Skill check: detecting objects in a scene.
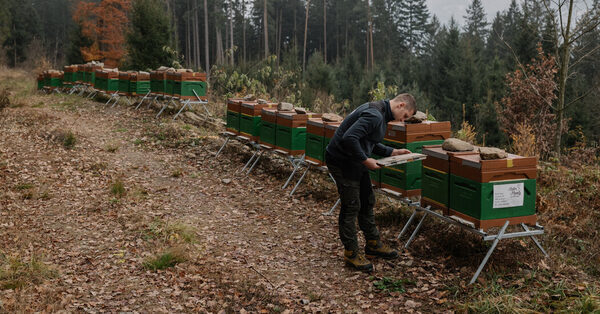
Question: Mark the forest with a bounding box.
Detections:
[1,0,599,156]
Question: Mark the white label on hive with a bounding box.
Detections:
[493,182,524,208]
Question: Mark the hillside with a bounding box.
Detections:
[0,69,599,312]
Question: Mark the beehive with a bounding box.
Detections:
[305,118,340,166]
[323,122,341,160]
[239,101,277,141]
[378,121,451,196]
[75,64,85,83]
[118,72,134,95]
[129,72,151,96]
[63,65,77,83]
[150,70,168,95]
[275,111,322,155]
[448,153,538,230]
[172,72,207,100]
[420,145,479,214]
[37,73,45,90]
[95,69,119,92]
[43,71,63,89]
[164,71,177,96]
[259,108,278,147]
[226,98,243,134]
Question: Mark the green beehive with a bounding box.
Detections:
[240,114,261,138]
[150,70,167,94]
[275,125,306,153]
[260,120,277,145]
[306,132,324,162]
[449,175,536,221]
[37,76,44,90]
[118,74,132,95]
[379,138,444,195]
[174,81,207,99]
[421,166,449,209]
[106,78,119,92]
[130,80,150,95]
[227,111,241,132]
[165,75,175,96]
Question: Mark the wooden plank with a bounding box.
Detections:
[375,153,427,167]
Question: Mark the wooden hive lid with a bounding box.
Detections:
[451,153,537,170]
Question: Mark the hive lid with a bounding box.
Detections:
[307,118,324,127]
[388,120,451,132]
[452,153,537,170]
[324,122,341,130]
[261,108,278,115]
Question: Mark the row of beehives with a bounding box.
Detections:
[226,98,538,231]
[37,63,207,100]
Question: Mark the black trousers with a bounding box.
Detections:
[326,160,380,252]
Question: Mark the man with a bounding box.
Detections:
[325,94,417,272]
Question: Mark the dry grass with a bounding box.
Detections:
[510,122,537,157]
[0,253,58,290]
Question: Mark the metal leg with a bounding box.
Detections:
[469,221,510,285]
[110,94,120,108]
[290,163,311,196]
[173,100,190,120]
[398,209,419,239]
[239,147,259,173]
[282,157,304,189]
[215,137,230,158]
[148,96,157,109]
[324,198,341,216]
[192,90,211,117]
[135,91,151,109]
[246,149,264,175]
[404,212,429,249]
[521,223,548,257]
[156,101,169,118]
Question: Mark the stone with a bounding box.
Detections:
[442,138,474,152]
[406,111,427,123]
[278,102,294,111]
[222,179,232,184]
[479,147,508,160]
[243,94,256,101]
[157,66,169,71]
[257,99,268,104]
[294,107,308,114]
[322,113,343,122]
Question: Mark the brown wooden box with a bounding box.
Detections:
[241,102,277,116]
[324,122,341,138]
[261,108,279,123]
[448,209,537,231]
[131,72,150,81]
[449,153,537,183]
[173,72,207,81]
[63,65,77,73]
[422,145,479,173]
[386,121,451,143]
[119,72,134,80]
[275,112,322,128]
[150,70,167,80]
[227,98,243,112]
[307,118,325,136]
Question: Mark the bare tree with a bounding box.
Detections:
[264,0,269,59]
[323,0,327,63]
[204,0,210,77]
[542,0,600,158]
[303,0,311,74]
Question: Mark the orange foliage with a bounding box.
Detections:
[73,0,132,67]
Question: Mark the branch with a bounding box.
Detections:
[564,86,598,109]
[496,31,557,111]
[568,18,600,45]
[569,44,600,69]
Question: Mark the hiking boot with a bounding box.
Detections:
[365,240,399,259]
[344,250,373,272]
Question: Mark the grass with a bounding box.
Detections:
[171,168,183,178]
[51,130,76,149]
[15,183,34,190]
[145,219,197,244]
[0,253,58,290]
[104,142,119,153]
[110,179,126,198]
[142,247,187,271]
[372,277,413,294]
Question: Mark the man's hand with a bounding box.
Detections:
[362,158,381,170]
[391,149,411,156]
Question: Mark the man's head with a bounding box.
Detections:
[389,93,417,122]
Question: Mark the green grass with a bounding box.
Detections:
[110,179,126,198]
[15,183,34,190]
[142,248,187,271]
[60,131,76,149]
[0,253,58,290]
[372,277,412,294]
[171,168,183,178]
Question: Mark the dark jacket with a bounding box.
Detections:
[325,100,395,176]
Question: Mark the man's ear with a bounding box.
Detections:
[399,102,406,108]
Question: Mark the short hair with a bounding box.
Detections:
[392,93,417,114]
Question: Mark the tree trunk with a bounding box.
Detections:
[216,27,223,64]
[264,0,269,59]
[230,0,234,66]
[243,0,246,64]
[186,0,191,67]
[204,0,210,78]
[323,0,327,63]
[555,0,574,159]
[195,5,200,69]
[277,8,282,62]
[303,0,311,74]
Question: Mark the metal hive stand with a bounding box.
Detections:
[398,205,548,284]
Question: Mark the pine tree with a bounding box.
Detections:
[396,0,430,55]
[67,23,93,64]
[463,0,488,39]
[127,0,175,70]
[3,0,41,67]
[0,0,12,49]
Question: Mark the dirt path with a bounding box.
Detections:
[0,85,560,312]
